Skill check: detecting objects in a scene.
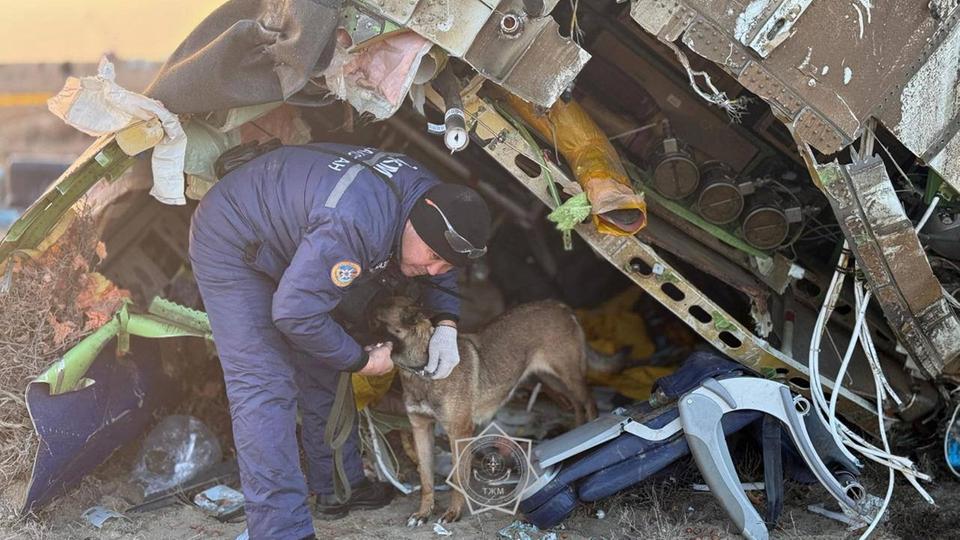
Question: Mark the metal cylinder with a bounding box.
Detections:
[433,68,469,153]
[443,108,468,152]
[696,161,744,225]
[833,469,865,501]
[651,137,699,200]
[741,189,789,250]
[413,47,448,85]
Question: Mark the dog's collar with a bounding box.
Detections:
[396,362,429,378]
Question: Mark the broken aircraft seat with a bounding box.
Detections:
[519,352,836,529]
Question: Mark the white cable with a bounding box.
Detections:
[830,282,930,492]
[827,285,872,439]
[806,244,936,525]
[662,40,749,122]
[857,279,934,538]
[809,275,918,479]
[817,194,945,469]
[916,195,941,231]
[857,308,903,406]
[859,359,895,539]
[807,246,860,463]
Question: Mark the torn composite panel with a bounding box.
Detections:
[817,156,960,378]
[629,0,960,193]
[23,339,175,513]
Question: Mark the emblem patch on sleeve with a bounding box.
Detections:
[331,261,362,287]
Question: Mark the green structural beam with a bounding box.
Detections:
[35,298,212,396]
[0,136,135,265]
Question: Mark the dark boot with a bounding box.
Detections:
[315,478,395,520]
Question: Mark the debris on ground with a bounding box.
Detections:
[130,415,222,497]
[193,485,244,520]
[498,520,553,540]
[691,482,765,492]
[807,503,867,530]
[126,458,239,514]
[81,505,126,529]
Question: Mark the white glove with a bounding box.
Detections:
[426,325,460,380]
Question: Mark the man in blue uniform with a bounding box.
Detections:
[188,143,491,539]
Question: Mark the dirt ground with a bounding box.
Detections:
[3,439,960,540]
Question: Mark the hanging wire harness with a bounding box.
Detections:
[807,196,944,537]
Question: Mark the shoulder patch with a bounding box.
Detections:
[331,261,362,287]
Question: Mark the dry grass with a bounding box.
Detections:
[560,464,704,540]
[0,207,123,487]
[0,500,48,540]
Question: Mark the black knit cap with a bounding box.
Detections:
[409,184,491,267]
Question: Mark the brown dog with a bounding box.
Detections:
[374,297,597,525]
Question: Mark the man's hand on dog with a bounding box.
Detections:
[426,321,459,380]
[359,342,394,376]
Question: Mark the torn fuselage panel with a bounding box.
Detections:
[357,0,589,107]
[23,339,174,513]
[628,0,960,190]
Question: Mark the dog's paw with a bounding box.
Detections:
[438,507,463,524]
[406,512,430,527]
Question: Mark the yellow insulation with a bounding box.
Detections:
[507,94,647,236]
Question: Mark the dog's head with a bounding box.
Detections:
[371,296,433,354]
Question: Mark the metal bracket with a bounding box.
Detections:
[735,0,813,58]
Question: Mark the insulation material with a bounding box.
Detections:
[576,290,679,400]
[236,104,312,145]
[576,288,656,366]
[588,366,674,401]
[506,94,647,235]
[183,104,311,200]
[323,31,433,120]
[183,120,240,185]
[47,58,187,205]
[182,103,311,201]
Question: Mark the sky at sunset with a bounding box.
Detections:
[0,0,225,64]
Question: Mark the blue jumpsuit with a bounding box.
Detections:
[188,144,460,539]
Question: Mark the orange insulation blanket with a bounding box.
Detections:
[507,95,647,236]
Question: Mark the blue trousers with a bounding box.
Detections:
[189,235,365,540]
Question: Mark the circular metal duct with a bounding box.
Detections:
[696,162,743,224]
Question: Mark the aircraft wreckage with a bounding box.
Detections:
[2,1,960,537]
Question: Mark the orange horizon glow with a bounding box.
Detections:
[0,0,225,64]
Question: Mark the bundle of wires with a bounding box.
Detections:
[807,196,942,538]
